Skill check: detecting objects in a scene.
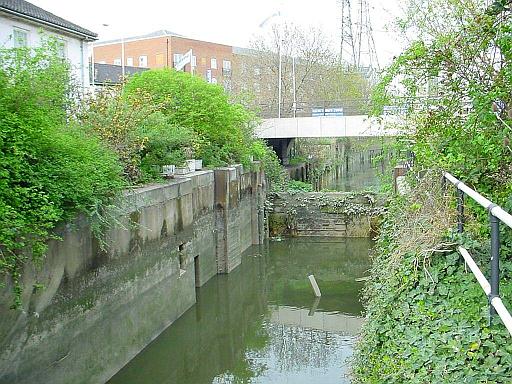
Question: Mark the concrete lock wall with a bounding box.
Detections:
[0,164,266,384]
[268,192,384,238]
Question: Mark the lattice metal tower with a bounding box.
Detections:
[356,0,379,70]
[338,0,357,67]
[339,0,379,70]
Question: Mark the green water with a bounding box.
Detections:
[332,155,386,192]
[108,238,372,384]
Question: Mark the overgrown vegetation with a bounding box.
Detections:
[123,69,261,169]
[0,45,125,308]
[286,180,313,192]
[374,0,512,204]
[354,175,512,382]
[1,45,284,308]
[355,1,512,381]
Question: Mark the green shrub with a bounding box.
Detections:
[0,45,125,308]
[77,87,157,182]
[124,69,257,167]
[371,1,512,206]
[250,140,287,192]
[137,112,193,178]
[287,180,313,192]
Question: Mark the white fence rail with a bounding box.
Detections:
[443,172,512,336]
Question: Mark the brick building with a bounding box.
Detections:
[93,30,234,87]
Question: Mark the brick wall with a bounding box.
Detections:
[94,36,170,68]
[170,36,233,84]
[93,34,235,85]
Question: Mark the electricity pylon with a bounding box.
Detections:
[338,0,357,67]
[338,0,379,70]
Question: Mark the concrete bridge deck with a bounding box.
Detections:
[256,115,401,139]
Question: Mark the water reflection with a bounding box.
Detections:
[270,306,363,335]
[108,238,371,384]
[332,153,386,192]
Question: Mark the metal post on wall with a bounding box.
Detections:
[490,209,500,318]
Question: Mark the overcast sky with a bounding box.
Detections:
[29,0,405,66]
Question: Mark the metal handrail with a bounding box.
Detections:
[443,171,512,336]
[444,172,512,228]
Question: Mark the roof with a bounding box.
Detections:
[232,46,259,56]
[0,0,97,40]
[93,63,149,85]
[95,29,183,46]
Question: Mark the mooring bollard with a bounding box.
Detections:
[308,275,322,297]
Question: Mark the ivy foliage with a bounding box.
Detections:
[287,180,314,193]
[0,46,125,308]
[355,1,512,381]
[353,179,512,383]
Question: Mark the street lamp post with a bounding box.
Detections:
[278,40,282,118]
[90,23,110,88]
[292,56,297,118]
[259,12,284,119]
[121,36,125,78]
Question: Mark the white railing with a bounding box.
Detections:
[443,172,512,336]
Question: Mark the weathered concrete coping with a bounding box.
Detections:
[117,164,263,214]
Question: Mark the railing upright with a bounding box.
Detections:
[457,189,464,234]
[443,172,512,333]
[490,211,500,318]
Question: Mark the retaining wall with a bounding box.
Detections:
[268,192,384,238]
[0,164,266,384]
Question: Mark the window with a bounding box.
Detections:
[191,55,197,67]
[210,58,217,69]
[126,57,133,66]
[222,60,231,76]
[13,28,28,48]
[113,58,121,65]
[139,55,148,67]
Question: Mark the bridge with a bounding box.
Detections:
[255,115,401,139]
[255,115,401,164]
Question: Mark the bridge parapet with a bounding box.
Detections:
[256,115,401,139]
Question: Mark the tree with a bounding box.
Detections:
[0,45,125,308]
[354,2,512,381]
[230,23,371,118]
[374,0,512,201]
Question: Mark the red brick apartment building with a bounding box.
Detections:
[93,30,233,86]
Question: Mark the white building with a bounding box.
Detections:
[0,0,97,89]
